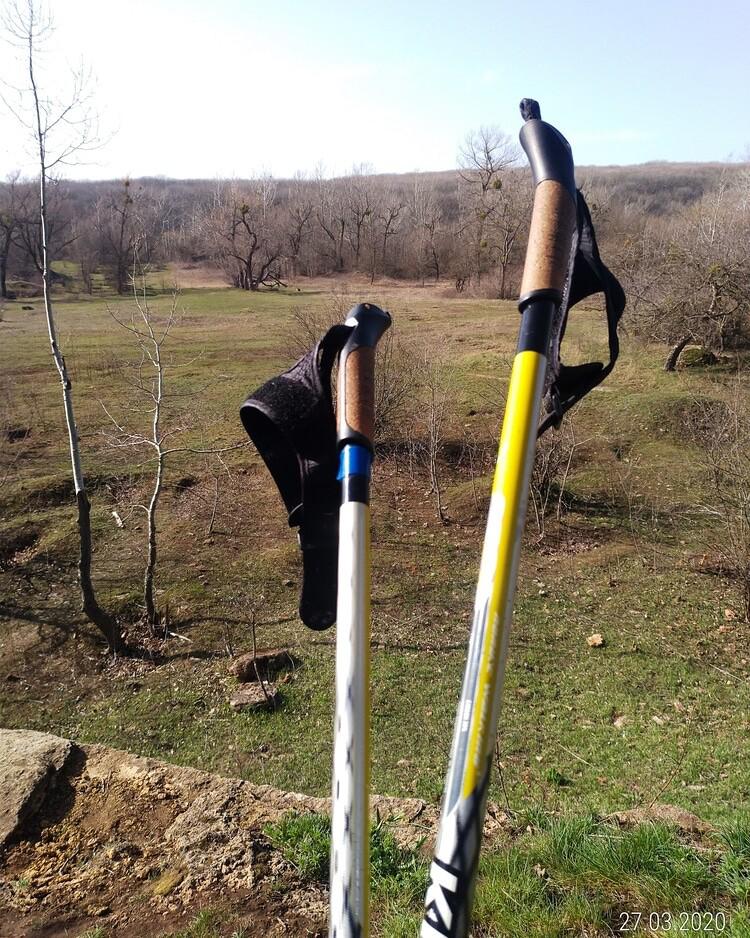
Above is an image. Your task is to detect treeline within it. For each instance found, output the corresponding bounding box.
[2,130,746,304]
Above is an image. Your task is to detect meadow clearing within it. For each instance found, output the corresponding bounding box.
[1,268,749,935]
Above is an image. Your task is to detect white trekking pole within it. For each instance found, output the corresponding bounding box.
[329,303,391,938]
[240,302,390,937]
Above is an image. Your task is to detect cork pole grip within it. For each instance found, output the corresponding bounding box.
[344,346,376,443]
[520,180,577,297]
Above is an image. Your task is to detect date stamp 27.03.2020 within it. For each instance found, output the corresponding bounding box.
[618,911,729,932]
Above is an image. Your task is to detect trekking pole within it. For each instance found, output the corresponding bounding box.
[330,303,391,938]
[240,303,390,934]
[420,100,578,938]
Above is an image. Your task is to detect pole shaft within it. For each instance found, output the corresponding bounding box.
[421,345,548,938]
[330,446,372,938]
[330,303,389,938]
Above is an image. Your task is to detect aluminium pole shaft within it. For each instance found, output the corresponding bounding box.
[329,304,391,938]
[330,445,373,938]
[420,301,555,938]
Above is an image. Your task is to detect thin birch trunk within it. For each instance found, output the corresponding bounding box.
[144,450,164,628]
[138,285,166,630]
[26,20,122,653]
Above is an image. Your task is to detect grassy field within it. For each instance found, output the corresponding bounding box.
[267,810,750,938]
[2,267,750,934]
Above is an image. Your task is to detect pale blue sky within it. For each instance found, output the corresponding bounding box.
[2,0,748,179]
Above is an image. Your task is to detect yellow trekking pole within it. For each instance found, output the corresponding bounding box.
[420,98,624,938]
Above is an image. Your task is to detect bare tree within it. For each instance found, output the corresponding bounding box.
[528,420,589,539]
[377,187,406,279]
[624,178,750,369]
[0,171,27,298]
[103,262,243,630]
[459,126,519,194]
[409,177,443,284]
[284,174,314,278]
[94,178,140,294]
[315,171,347,272]
[14,174,75,287]
[70,211,99,294]
[344,165,374,271]
[103,268,190,630]
[1,0,123,651]
[283,292,417,449]
[204,181,285,291]
[457,126,521,288]
[492,176,532,298]
[410,344,455,523]
[103,276,178,628]
[696,378,750,621]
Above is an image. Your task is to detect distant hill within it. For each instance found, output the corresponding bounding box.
[63,160,747,219]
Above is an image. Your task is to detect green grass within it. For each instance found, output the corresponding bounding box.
[2,278,750,819]
[260,811,750,936]
[264,812,425,890]
[719,818,750,903]
[378,814,750,937]
[265,811,427,934]
[265,813,333,880]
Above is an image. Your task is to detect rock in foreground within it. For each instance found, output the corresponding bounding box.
[0,729,73,847]
[229,682,279,711]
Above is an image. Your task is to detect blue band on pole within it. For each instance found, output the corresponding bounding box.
[337,444,372,481]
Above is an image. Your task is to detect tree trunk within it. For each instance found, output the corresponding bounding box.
[29,37,123,654]
[144,321,165,631]
[116,260,127,295]
[80,260,93,295]
[429,445,445,523]
[664,335,692,372]
[427,385,446,524]
[337,222,345,271]
[144,453,164,629]
[78,492,125,652]
[44,223,124,654]
[236,266,251,290]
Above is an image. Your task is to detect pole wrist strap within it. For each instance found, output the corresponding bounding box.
[240,324,352,630]
[539,190,626,435]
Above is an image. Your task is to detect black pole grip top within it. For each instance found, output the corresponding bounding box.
[337,303,391,449]
[518,98,576,201]
[342,303,391,357]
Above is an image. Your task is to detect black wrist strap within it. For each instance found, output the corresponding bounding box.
[240,324,352,630]
[538,190,626,435]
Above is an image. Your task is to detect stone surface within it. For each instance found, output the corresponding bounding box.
[228,648,296,683]
[677,344,718,369]
[0,729,74,846]
[0,732,510,934]
[229,682,279,711]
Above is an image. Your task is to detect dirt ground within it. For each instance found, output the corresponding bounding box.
[0,735,472,938]
[164,263,456,300]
